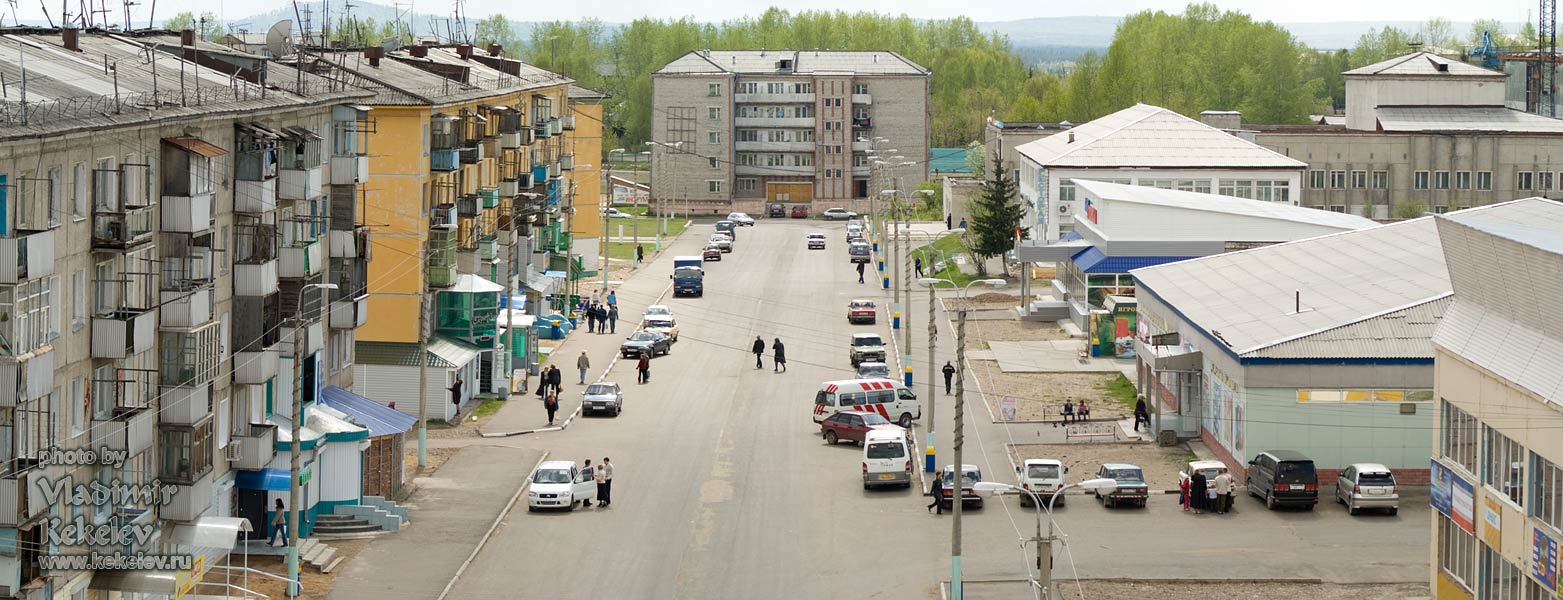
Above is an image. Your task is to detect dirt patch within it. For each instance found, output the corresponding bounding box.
[202,538,371,599]
[403,446,460,479]
[1010,443,1189,490]
[1075,582,1429,600]
[971,365,1128,422]
[964,317,1073,344]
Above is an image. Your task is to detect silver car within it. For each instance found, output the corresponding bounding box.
[582,382,624,417]
[1336,463,1399,515]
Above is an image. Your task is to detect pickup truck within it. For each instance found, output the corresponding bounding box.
[849,333,886,367]
[671,256,704,297]
[1094,463,1150,508]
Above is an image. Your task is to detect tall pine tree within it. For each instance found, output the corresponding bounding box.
[966,152,1027,277]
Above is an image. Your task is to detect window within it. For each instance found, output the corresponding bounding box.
[708,157,718,168]
[1442,400,1478,474]
[158,419,213,484]
[1484,425,1524,507]
[1414,171,1430,190]
[706,180,722,193]
[1349,170,1366,188]
[1219,179,1253,199]
[1532,453,1563,531]
[1518,171,1534,191]
[707,83,722,96]
[0,277,57,353]
[1372,170,1389,189]
[707,107,720,121]
[70,269,84,331]
[1456,171,1471,190]
[1295,389,1433,402]
[1439,515,1475,590]
[1478,544,1522,600]
[1326,205,1346,213]
[69,162,87,220]
[1174,179,1210,193]
[708,131,721,144]
[1434,171,1450,189]
[70,377,85,437]
[737,178,757,192]
[46,166,61,227]
[766,82,784,94]
[739,82,758,94]
[1308,170,1325,188]
[738,129,757,142]
[1541,171,1555,192]
[1329,170,1345,189]
[1476,171,1492,190]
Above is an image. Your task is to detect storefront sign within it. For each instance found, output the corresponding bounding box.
[1000,396,1018,421]
[1534,527,1558,591]
[1432,459,1476,533]
[1483,496,1503,547]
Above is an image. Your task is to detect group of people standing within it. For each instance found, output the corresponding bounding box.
[750,336,788,372]
[581,290,619,335]
[580,457,616,508]
[1181,468,1236,514]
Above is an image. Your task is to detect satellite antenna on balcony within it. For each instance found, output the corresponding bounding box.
[266,20,293,58]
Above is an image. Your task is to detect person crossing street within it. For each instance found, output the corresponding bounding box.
[942,361,956,395]
[577,351,591,385]
[752,336,765,369]
[771,338,787,372]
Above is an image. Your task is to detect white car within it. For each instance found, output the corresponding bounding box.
[602,208,632,219]
[582,382,623,417]
[643,305,672,319]
[822,208,856,221]
[527,460,597,511]
[709,233,733,252]
[727,212,756,226]
[862,429,914,489]
[643,315,679,342]
[807,232,827,249]
[1017,459,1068,507]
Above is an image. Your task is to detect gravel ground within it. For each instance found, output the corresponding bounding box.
[971,363,1128,422]
[1072,582,1430,600]
[963,316,1073,344]
[1010,443,1190,490]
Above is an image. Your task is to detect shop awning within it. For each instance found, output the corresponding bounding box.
[1135,339,1203,371]
[428,336,480,369]
[1073,246,1198,274]
[163,136,228,158]
[89,517,252,595]
[1015,239,1092,263]
[235,468,291,491]
[319,385,416,438]
[449,273,503,293]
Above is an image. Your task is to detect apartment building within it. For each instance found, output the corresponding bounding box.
[320,43,576,416]
[566,84,609,276]
[1429,198,1563,599]
[651,50,930,215]
[0,27,374,599]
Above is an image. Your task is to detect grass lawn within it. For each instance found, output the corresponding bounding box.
[1101,373,1138,411]
[472,398,505,419]
[604,216,690,260]
[908,233,980,287]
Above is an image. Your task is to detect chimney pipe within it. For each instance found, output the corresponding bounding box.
[409,45,428,58]
[364,46,383,67]
[62,28,79,52]
[180,29,195,46]
[456,44,473,60]
[1067,132,1075,144]
[487,43,502,56]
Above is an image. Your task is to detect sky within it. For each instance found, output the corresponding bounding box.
[3,0,1541,27]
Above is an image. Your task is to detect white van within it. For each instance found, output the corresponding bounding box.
[813,378,920,428]
[1017,459,1068,507]
[862,429,914,489]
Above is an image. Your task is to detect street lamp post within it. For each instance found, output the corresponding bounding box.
[288,282,337,597]
[974,479,1118,600]
[919,276,1006,600]
[896,189,936,387]
[607,148,624,286]
[904,228,961,472]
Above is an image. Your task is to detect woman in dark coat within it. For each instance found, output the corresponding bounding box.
[1190,470,1209,513]
[771,338,787,372]
[543,388,559,425]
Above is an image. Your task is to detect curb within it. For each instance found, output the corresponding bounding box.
[435,450,549,600]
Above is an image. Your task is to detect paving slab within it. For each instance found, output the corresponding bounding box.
[986,340,1129,373]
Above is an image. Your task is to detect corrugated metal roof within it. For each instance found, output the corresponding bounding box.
[355,338,477,368]
[1071,246,1197,274]
[1374,106,1563,133]
[319,386,416,437]
[1255,296,1450,359]
[313,48,570,107]
[1343,52,1504,78]
[164,136,228,157]
[1016,104,1307,169]
[655,50,928,76]
[1073,180,1379,240]
[568,84,609,100]
[1132,218,1451,359]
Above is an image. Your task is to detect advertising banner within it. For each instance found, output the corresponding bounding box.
[1432,459,1476,534]
[1483,496,1503,547]
[1534,527,1558,591]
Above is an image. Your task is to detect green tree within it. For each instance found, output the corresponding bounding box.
[966,152,1026,276]
[1393,199,1429,219]
[1350,26,1414,67]
[475,15,521,55]
[164,11,222,41]
[964,140,985,178]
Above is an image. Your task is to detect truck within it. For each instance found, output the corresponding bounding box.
[672,256,704,297]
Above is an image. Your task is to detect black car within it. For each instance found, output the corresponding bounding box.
[620,331,672,358]
[1247,450,1319,510]
[768,203,785,218]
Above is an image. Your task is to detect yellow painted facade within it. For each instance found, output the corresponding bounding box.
[567,97,605,239]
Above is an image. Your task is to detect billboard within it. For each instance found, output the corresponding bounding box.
[1431,459,1475,533]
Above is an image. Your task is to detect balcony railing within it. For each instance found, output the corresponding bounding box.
[279,239,324,279]
[229,424,277,470]
[159,322,222,389]
[431,204,458,229]
[329,294,369,329]
[852,93,872,104]
[279,166,324,201]
[160,192,214,234]
[235,178,278,213]
[0,230,55,284]
[459,145,484,165]
[329,226,371,259]
[479,188,501,209]
[92,310,157,359]
[93,206,156,250]
[734,92,815,103]
[233,349,279,384]
[159,470,213,522]
[159,288,213,329]
[853,117,873,129]
[330,155,368,186]
[431,149,460,172]
[734,116,814,128]
[561,116,576,131]
[428,229,457,288]
[91,406,156,458]
[0,349,53,408]
[560,155,575,172]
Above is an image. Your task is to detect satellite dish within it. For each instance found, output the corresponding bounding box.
[265,20,293,58]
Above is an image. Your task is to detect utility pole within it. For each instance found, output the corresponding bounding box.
[287,312,303,598]
[632,158,640,267]
[417,236,429,468]
[902,204,912,386]
[925,278,937,473]
[951,303,967,600]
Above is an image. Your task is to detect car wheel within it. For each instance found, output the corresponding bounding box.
[1388,508,1398,516]
[527,505,536,512]
[1347,504,1357,516]
[1265,492,1277,511]
[824,431,838,445]
[898,413,913,428]
[569,500,578,512]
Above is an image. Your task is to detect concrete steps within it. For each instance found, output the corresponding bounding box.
[313,514,383,535]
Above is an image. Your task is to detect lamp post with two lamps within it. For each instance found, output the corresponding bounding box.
[972,478,1119,600]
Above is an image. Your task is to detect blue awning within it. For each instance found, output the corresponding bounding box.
[235,468,291,491]
[1071,246,1199,274]
[1059,231,1084,242]
[318,386,416,438]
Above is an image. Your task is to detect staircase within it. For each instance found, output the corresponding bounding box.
[313,514,385,537]
[299,537,344,574]
[313,496,411,540]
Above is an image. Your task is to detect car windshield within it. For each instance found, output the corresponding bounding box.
[854,336,883,346]
[674,267,702,278]
[866,442,905,459]
[1027,465,1061,479]
[850,301,874,308]
[1106,468,1143,481]
[532,469,572,484]
[629,332,656,342]
[646,307,669,315]
[647,319,673,328]
[942,471,980,485]
[585,384,615,396]
[860,413,891,426]
[808,234,826,239]
[1359,472,1395,485]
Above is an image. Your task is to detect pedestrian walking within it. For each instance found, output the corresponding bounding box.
[927,477,945,514]
[577,351,590,385]
[958,217,967,230]
[636,244,645,264]
[582,460,595,507]
[594,304,606,334]
[1179,471,1191,512]
[599,457,614,507]
[1134,396,1151,432]
[637,351,650,384]
[1213,468,1235,514]
[751,336,765,369]
[942,361,956,395]
[607,290,617,308]
[585,303,597,333]
[594,457,608,505]
[543,388,559,425]
[546,365,562,395]
[270,499,289,546]
[608,305,619,333]
[857,261,866,284]
[915,256,925,278]
[1190,470,1209,514]
[771,338,787,372]
[946,214,952,230]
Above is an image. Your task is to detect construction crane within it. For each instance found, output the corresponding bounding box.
[1472,31,1502,69]
[1544,0,1557,116]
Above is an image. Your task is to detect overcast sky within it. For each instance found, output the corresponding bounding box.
[5,0,1540,27]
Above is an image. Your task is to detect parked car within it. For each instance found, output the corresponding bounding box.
[1182,460,1227,485]
[807,232,827,250]
[791,205,809,219]
[602,207,632,219]
[939,464,984,510]
[715,220,738,239]
[820,410,904,445]
[582,382,624,416]
[863,429,915,489]
[855,362,890,379]
[1336,463,1399,515]
[849,333,886,367]
[822,208,856,221]
[620,331,672,357]
[1246,450,1319,510]
[848,241,871,264]
[527,460,596,511]
[702,244,722,261]
[846,222,864,241]
[1017,459,1068,507]
[847,299,877,324]
[642,315,679,342]
[1094,463,1149,508]
[768,203,786,218]
[709,234,733,252]
[643,305,671,318]
[727,212,756,226]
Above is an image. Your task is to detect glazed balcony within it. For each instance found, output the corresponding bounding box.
[431,204,458,229]
[734,92,814,103]
[734,116,814,128]
[0,229,55,284]
[561,116,576,131]
[159,322,222,389]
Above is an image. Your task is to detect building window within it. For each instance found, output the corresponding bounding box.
[46,166,61,227]
[1174,179,1211,194]
[708,131,721,144]
[70,269,84,331]
[1542,171,1555,192]
[1442,399,1478,474]
[1349,170,1366,188]
[1296,389,1433,403]
[737,178,757,192]
[1455,171,1471,190]
[1372,170,1388,189]
[1532,453,1563,532]
[707,83,722,96]
[1326,205,1345,213]
[1518,171,1534,191]
[0,277,57,353]
[1434,171,1450,189]
[158,419,214,484]
[707,180,722,193]
[1414,171,1430,190]
[1329,170,1345,189]
[1476,171,1492,190]
[1438,515,1475,590]
[708,157,718,169]
[708,107,720,121]
[1479,544,1523,600]
[1308,170,1325,188]
[1484,425,1524,507]
[853,83,868,94]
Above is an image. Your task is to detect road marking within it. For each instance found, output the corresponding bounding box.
[436,450,549,600]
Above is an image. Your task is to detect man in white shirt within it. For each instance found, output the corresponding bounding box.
[1212,468,1235,514]
[599,457,614,507]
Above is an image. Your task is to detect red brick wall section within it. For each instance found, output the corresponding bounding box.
[1196,431,1431,488]
[1200,429,1248,485]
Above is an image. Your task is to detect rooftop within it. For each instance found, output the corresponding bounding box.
[1373,105,1563,134]
[655,50,928,76]
[1071,180,1379,242]
[1015,104,1307,170]
[1132,218,1451,361]
[1343,51,1505,78]
[316,46,571,107]
[569,84,610,100]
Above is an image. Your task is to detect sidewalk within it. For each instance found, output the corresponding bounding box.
[324,445,543,600]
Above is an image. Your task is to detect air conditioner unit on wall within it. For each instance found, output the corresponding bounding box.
[224,440,244,461]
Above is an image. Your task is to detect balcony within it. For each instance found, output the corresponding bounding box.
[457,195,481,218]
[329,226,371,259]
[235,260,279,297]
[735,117,814,128]
[92,406,156,458]
[852,93,872,104]
[159,384,211,424]
[279,166,324,201]
[852,140,872,152]
[0,230,55,284]
[549,118,563,137]
[0,349,53,407]
[548,162,561,179]
[479,187,501,209]
[500,129,536,149]
[160,192,214,234]
[235,178,278,213]
[736,164,816,176]
[500,178,521,197]
[160,323,222,389]
[534,122,551,139]
[431,204,458,230]
[280,321,324,355]
[229,424,277,470]
[459,145,484,165]
[431,149,460,172]
[0,463,52,527]
[478,237,499,261]
[560,155,575,172]
[233,349,279,384]
[159,470,213,522]
[734,92,815,103]
[234,294,281,353]
[160,288,212,329]
[93,205,156,250]
[735,141,818,153]
[853,117,873,129]
[562,115,576,131]
[280,239,324,279]
[92,310,157,359]
[531,164,549,185]
[429,229,457,288]
[329,294,369,329]
[330,155,368,185]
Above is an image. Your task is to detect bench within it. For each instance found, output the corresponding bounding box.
[1065,422,1119,442]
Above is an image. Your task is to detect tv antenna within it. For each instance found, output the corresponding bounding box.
[266,19,294,58]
